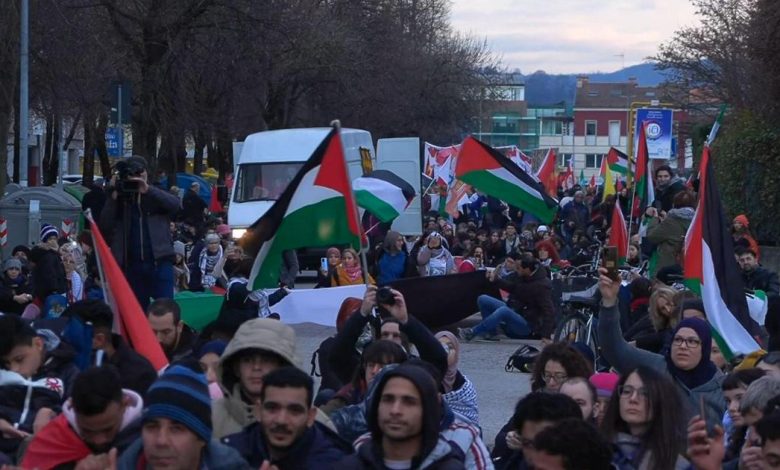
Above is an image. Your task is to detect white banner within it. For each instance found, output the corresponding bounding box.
[272,284,367,327]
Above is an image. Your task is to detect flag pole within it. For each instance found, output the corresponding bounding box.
[331,119,372,286]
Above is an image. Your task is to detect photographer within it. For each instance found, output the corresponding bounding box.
[99,155,181,310]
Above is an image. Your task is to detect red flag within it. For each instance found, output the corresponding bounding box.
[209,185,224,213]
[88,214,168,371]
[535,148,558,197]
[589,174,596,189]
[608,203,628,264]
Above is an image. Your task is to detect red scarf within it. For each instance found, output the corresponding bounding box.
[22,414,91,469]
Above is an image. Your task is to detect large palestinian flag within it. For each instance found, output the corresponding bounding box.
[244,126,361,290]
[634,122,655,210]
[456,136,558,223]
[353,170,415,223]
[684,147,761,358]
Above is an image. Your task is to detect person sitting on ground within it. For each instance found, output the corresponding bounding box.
[0,258,33,315]
[117,365,249,469]
[559,377,600,423]
[459,252,555,342]
[491,391,583,469]
[755,402,780,470]
[199,233,224,290]
[626,285,681,354]
[598,268,728,429]
[220,258,288,322]
[530,418,613,470]
[332,248,375,286]
[338,364,467,469]
[222,367,352,469]
[529,342,595,393]
[68,299,157,396]
[327,286,448,393]
[601,365,690,469]
[458,245,486,273]
[197,340,228,400]
[11,245,31,275]
[147,298,197,362]
[589,372,620,428]
[376,230,410,284]
[416,232,457,276]
[483,230,505,267]
[172,240,190,293]
[21,367,143,469]
[737,246,780,296]
[0,315,79,457]
[732,214,760,260]
[434,332,480,426]
[28,224,68,316]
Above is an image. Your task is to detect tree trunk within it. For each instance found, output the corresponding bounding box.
[193,129,205,175]
[82,112,95,187]
[95,113,111,179]
[42,114,54,186]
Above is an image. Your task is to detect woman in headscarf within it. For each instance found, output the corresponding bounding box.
[434,331,479,426]
[416,232,456,277]
[332,248,375,286]
[316,247,341,288]
[376,231,408,285]
[598,269,727,428]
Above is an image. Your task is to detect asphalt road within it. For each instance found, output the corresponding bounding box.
[290,315,534,449]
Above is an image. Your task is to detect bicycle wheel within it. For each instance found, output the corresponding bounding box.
[553,313,588,344]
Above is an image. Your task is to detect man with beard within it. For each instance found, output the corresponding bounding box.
[737,247,780,296]
[222,367,351,468]
[21,367,143,469]
[147,298,197,362]
[651,165,686,213]
[339,364,466,469]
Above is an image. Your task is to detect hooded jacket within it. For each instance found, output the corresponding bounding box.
[117,438,250,470]
[494,266,555,338]
[222,420,352,469]
[340,437,466,470]
[212,318,298,439]
[21,389,143,470]
[100,334,157,396]
[646,207,694,276]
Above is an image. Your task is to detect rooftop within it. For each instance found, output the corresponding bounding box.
[574,76,659,109]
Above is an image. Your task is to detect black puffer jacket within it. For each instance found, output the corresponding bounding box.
[29,245,67,301]
[0,273,33,315]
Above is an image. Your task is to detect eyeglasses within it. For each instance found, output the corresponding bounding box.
[672,336,702,348]
[542,372,568,383]
[618,385,648,400]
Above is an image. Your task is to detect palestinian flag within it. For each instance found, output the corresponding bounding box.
[456,136,558,223]
[608,203,628,264]
[535,148,558,198]
[353,170,415,223]
[245,126,361,290]
[684,147,761,358]
[607,147,629,175]
[634,122,655,210]
[87,213,168,371]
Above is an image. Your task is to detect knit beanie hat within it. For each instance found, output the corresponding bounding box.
[143,365,212,442]
[40,224,59,242]
[589,372,620,398]
[3,258,22,272]
[734,214,750,227]
[205,233,220,244]
[173,240,186,257]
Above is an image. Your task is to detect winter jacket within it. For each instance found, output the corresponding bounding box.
[377,250,408,285]
[99,185,180,266]
[417,246,456,277]
[652,178,686,213]
[29,245,68,301]
[742,266,780,296]
[646,207,694,277]
[493,267,556,338]
[167,323,198,363]
[560,200,589,231]
[0,273,33,315]
[598,303,727,427]
[99,334,157,396]
[340,437,466,469]
[21,389,143,470]
[212,318,299,438]
[182,189,207,227]
[117,438,250,470]
[222,421,351,469]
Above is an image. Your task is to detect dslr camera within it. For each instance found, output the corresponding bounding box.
[375,286,396,306]
[113,158,146,194]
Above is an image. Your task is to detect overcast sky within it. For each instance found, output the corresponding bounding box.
[449,0,699,74]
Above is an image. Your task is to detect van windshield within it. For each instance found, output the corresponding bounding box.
[234,162,304,203]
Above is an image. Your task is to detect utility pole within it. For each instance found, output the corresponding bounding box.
[19,0,29,186]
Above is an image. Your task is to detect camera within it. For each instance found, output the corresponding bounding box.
[376,286,396,306]
[113,159,146,194]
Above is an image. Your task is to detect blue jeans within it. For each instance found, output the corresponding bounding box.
[127,259,174,311]
[473,295,531,338]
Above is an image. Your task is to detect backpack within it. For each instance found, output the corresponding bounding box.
[505,344,540,373]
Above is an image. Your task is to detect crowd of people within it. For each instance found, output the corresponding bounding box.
[1,157,780,469]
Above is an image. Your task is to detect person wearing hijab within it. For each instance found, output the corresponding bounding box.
[597,269,727,427]
[435,331,479,426]
[416,232,456,276]
[316,247,341,288]
[376,231,409,284]
[732,214,760,260]
[332,248,375,286]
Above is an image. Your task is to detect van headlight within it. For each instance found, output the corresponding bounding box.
[232,228,247,240]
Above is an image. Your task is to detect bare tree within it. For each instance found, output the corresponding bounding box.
[0,2,20,193]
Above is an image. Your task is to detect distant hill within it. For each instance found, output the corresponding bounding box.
[522,62,669,106]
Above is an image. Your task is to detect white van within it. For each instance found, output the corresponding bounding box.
[228,127,374,240]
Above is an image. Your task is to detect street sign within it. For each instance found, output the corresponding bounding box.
[634,108,674,159]
[105,127,123,157]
